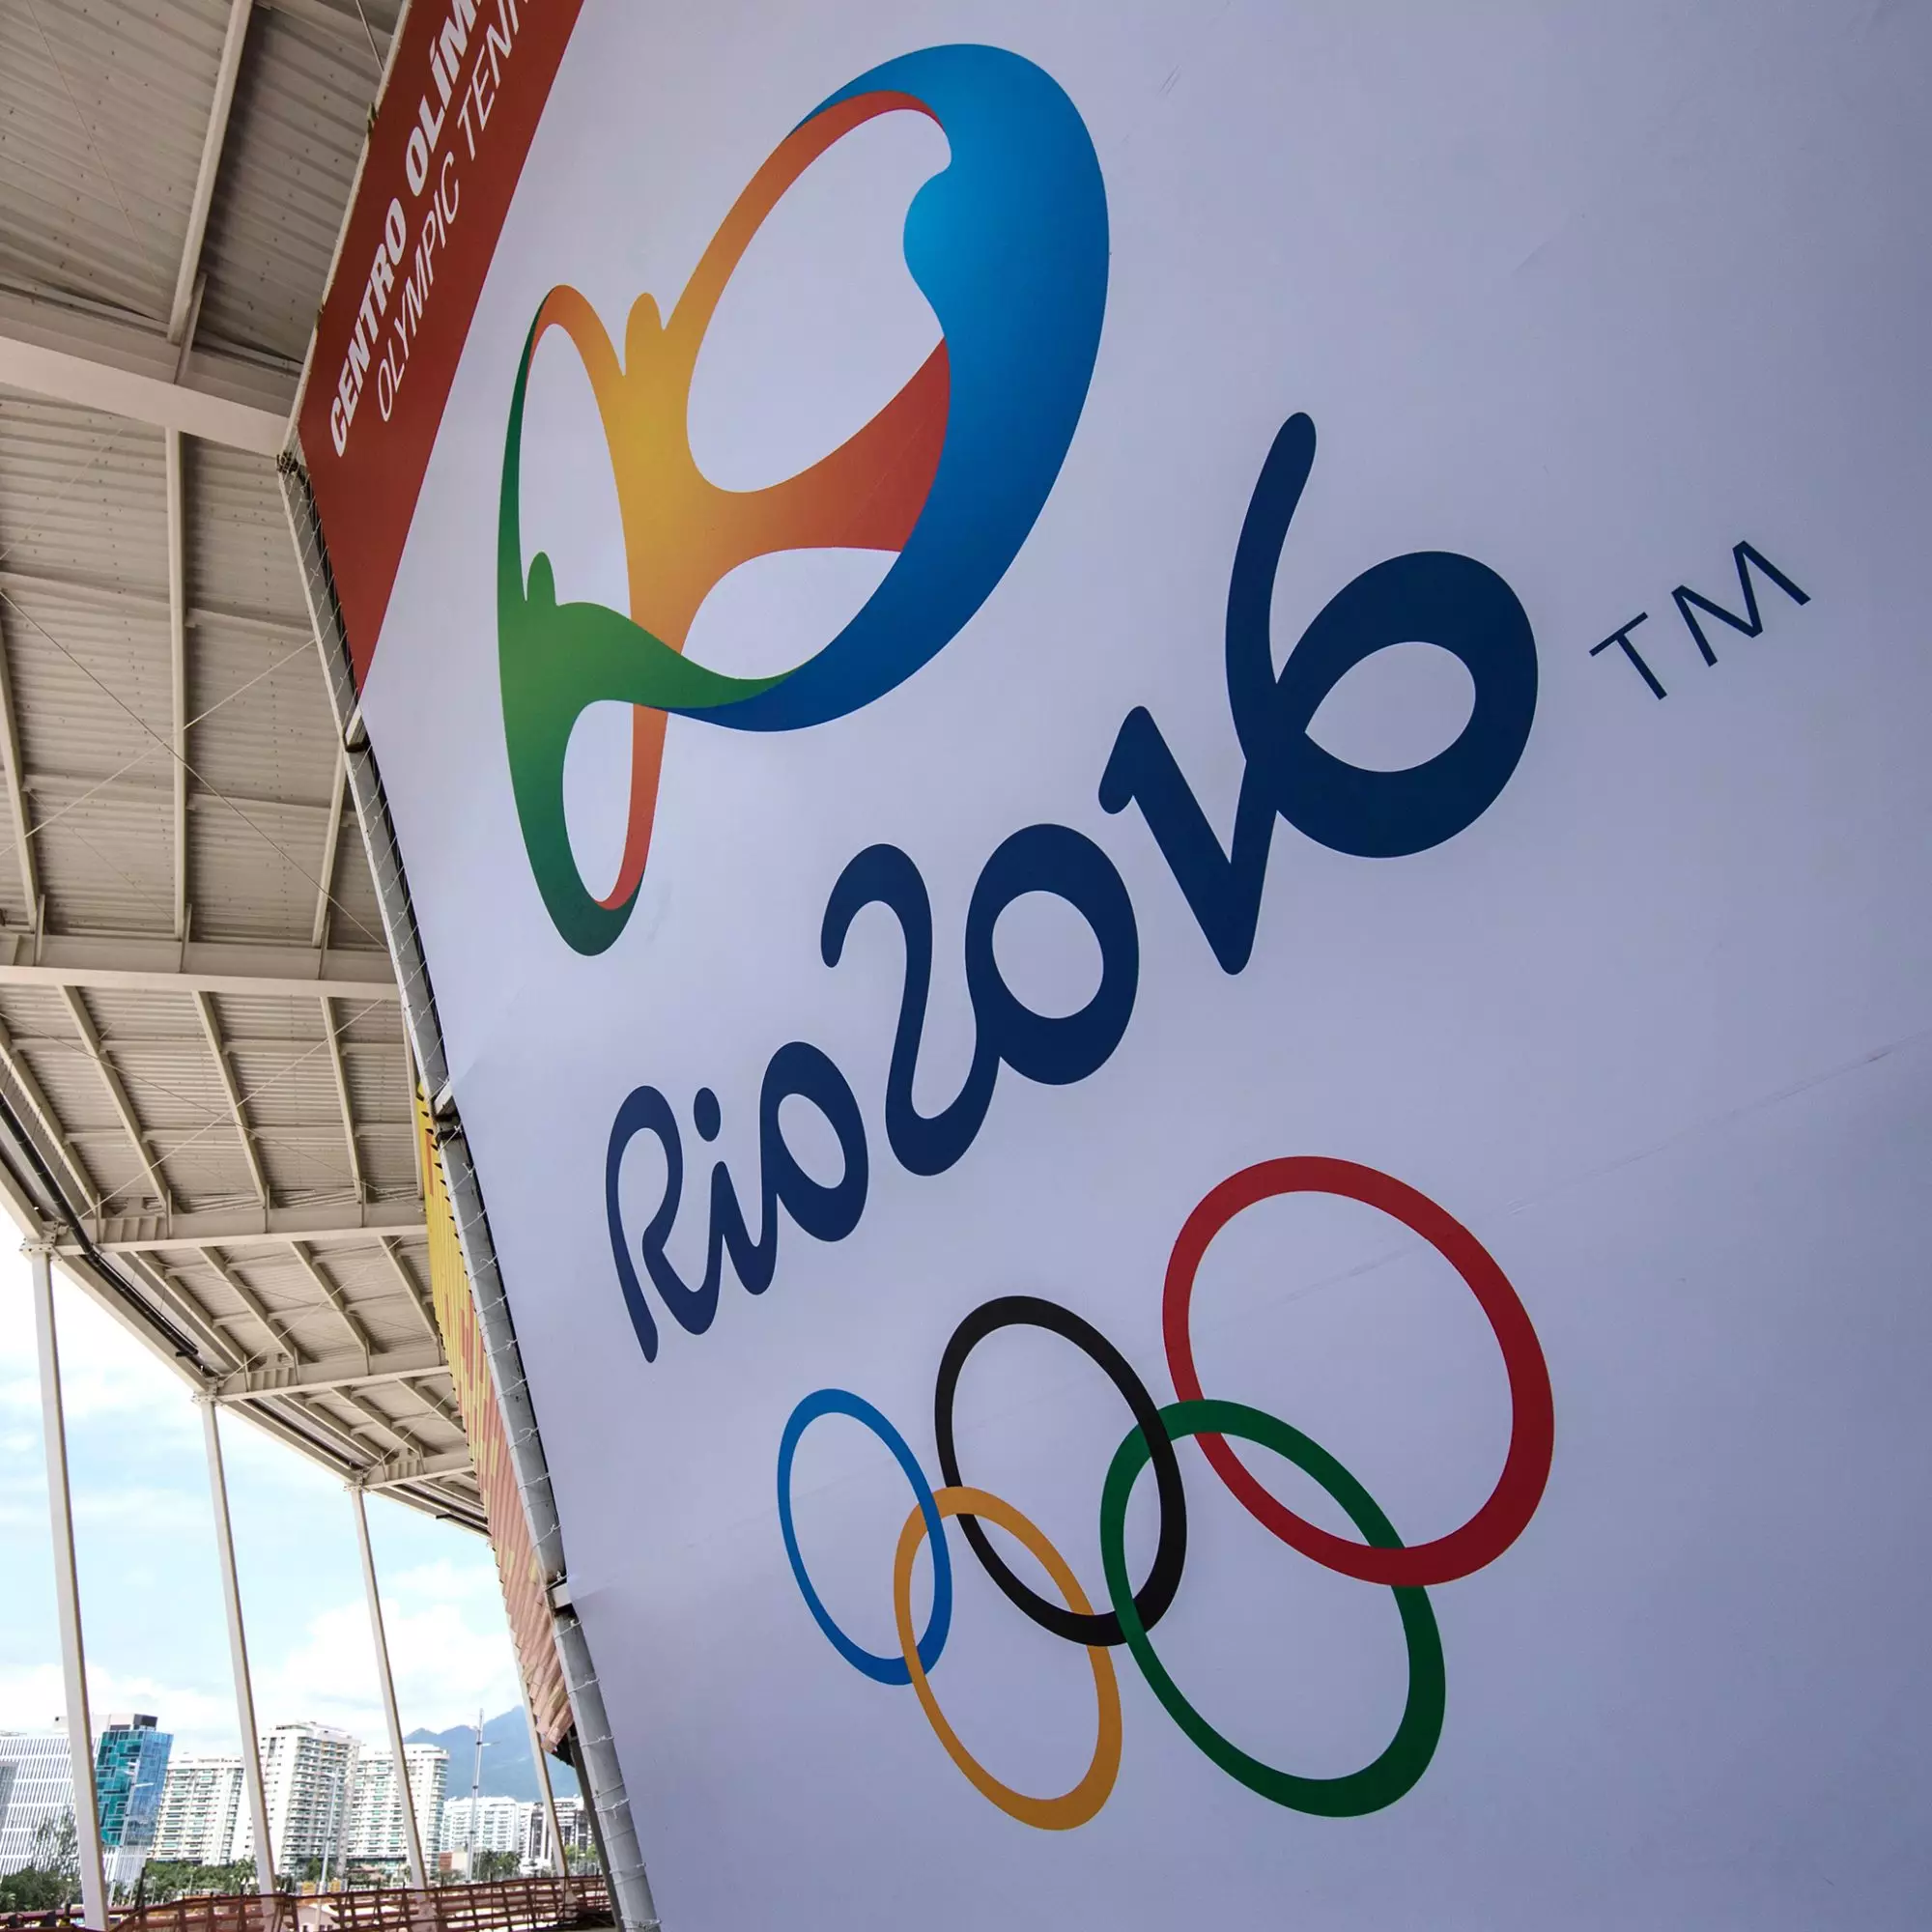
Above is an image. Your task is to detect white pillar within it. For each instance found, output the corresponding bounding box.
[350,1483,428,1889]
[27,1238,108,1930]
[199,1395,276,1895]
[520,1685,566,1878]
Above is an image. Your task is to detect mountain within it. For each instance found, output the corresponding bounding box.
[404,1709,580,1804]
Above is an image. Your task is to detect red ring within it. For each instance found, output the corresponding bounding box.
[1162,1157,1552,1586]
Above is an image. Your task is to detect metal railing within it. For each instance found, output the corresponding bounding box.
[0,1878,611,1932]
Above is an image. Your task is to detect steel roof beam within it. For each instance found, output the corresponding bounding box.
[61,986,171,1211]
[262,1389,371,1467]
[0,564,311,642]
[324,997,364,1204]
[291,1239,372,1354]
[194,1246,298,1364]
[63,1197,424,1255]
[379,1235,440,1345]
[0,932,398,1002]
[25,775,338,821]
[410,1380,466,1439]
[0,1011,98,1212]
[311,749,347,949]
[0,327,287,457]
[167,432,190,940]
[213,1337,445,1401]
[192,991,270,1208]
[119,1250,238,1373]
[360,1446,470,1492]
[337,1388,425,1457]
[170,0,254,349]
[0,606,41,919]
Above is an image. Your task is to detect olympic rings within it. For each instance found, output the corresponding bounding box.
[934,1295,1186,1646]
[1164,1157,1552,1586]
[777,1388,952,1685]
[1101,1399,1444,1815]
[895,1485,1122,1830]
[776,1156,1549,1828]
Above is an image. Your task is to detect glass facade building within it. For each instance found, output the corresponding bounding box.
[94,1716,172,1854]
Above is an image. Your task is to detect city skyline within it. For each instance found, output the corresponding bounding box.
[0,1256,523,1761]
[4,1716,586,1885]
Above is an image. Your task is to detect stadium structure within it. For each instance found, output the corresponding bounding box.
[0,4,623,1927]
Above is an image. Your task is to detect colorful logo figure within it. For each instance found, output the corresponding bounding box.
[499,45,1110,954]
[778,1159,1554,1828]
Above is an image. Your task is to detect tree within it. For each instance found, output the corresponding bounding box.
[142,1859,258,1902]
[0,1866,72,1912]
[0,1812,81,1911]
[471,1850,520,1883]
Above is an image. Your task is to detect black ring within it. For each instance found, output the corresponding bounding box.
[934,1294,1186,1646]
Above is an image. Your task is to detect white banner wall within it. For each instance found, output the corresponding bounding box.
[338,3,1931,1924]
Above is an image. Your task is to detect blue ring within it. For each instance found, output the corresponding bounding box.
[778,1388,952,1684]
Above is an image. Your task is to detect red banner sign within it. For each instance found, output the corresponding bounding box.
[296,0,583,685]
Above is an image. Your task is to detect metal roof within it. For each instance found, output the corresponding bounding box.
[0,0,482,1529]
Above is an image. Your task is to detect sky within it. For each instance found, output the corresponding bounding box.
[0,1239,524,1758]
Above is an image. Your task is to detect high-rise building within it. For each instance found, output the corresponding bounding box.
[152,1757,246,1867]
[439,1795,524,1860]
[344,1745,447,1866]
[240,1724,357,1876]
[94,1715,173,1889]
[0,1728,76,1878]
[520,1797,592,1874]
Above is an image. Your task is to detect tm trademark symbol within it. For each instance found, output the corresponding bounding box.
[1589,541,1809,699]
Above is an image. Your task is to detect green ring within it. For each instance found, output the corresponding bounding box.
[1099,1399,1446,1816]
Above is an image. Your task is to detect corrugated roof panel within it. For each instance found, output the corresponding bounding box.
[0,984,77,1037]
[0,1,470,1518]
[226,1032,344,1125]
[188,791,330,939]
[343,1024,402,1115]
[208,989,326,1039]
[28,783,176,935]
[195,6,379,362]
[322,821,382,947]
[185,441,306,624]
[189,624,337,810]
[14,1030,121,1135]
[0,394,168,586]
[0,0,219,324]
[334,996,399,1046]
[71,984,197,1037]
[215,1251,362,1357]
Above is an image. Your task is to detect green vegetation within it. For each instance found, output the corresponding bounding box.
[0,1812,79,1910]
[139,1860,260,1902]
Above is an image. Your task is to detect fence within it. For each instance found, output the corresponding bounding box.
[0,1878,611,1932]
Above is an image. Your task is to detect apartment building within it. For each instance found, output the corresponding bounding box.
[239,1724,357,1876]
[152,1757,246,1867]
[344,1745,448,1865]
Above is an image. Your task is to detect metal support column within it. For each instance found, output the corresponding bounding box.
[28,1237,108,1930]
[520,1684,566,1877]
[199,1395,275,1895]
[349,1483,427,1889]
[280,457,658,1930]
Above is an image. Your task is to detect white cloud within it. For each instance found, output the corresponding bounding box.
[241,1585,521,1748]
[0,1232,526,1764]
[0,1663,241,1753]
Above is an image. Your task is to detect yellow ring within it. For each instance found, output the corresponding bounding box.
[894,1484,1122,1830]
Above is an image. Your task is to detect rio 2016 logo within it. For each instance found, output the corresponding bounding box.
[498,44,1108,955]
[509,42,1550,1828]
